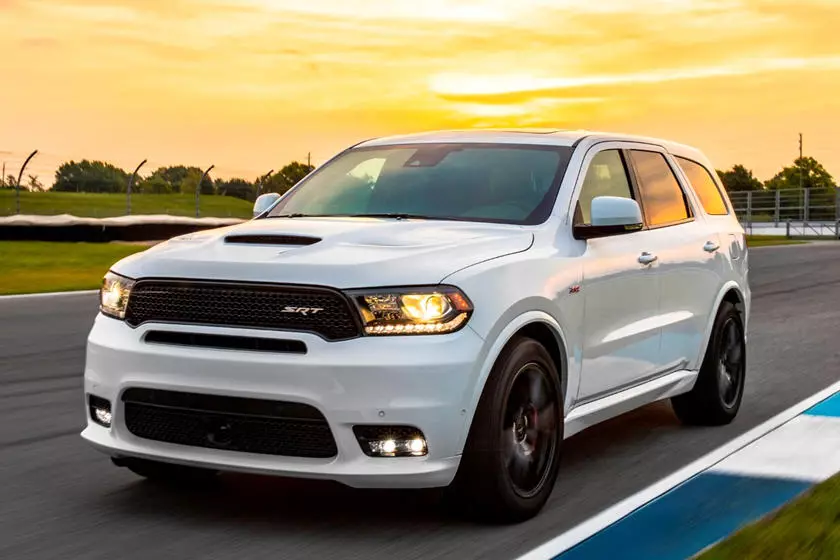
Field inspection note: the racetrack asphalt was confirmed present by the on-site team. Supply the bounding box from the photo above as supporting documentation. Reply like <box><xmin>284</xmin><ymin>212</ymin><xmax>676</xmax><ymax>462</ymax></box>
<box><xmin>2</xmin><ymin>243</ymin><xmax>840</xmax><ymax>560</ymax></box>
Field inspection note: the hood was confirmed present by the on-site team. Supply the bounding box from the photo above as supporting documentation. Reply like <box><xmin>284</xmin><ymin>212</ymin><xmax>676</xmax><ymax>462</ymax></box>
<box><xmin>112</xmin><ymin>217</ymin><xmax>534</xmax><ymax>288</ymax></box>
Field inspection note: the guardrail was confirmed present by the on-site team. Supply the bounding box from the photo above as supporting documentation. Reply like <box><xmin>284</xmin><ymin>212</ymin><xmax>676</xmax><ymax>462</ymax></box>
<box><xmin>0</xmin><ymin>215</ymin><xmax>245</xmax><ymax>242</ymax></box>
<box><xmin>729</xmin><ymin>187</ymin><xmax>840</xmax><ymax>238</ymax></box>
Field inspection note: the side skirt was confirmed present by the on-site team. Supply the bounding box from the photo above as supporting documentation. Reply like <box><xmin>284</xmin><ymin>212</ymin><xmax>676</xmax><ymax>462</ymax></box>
<box><xmin>564</xmin><ymin>370</ymin><xmax>698</xmax><ymax>439</ymax></box>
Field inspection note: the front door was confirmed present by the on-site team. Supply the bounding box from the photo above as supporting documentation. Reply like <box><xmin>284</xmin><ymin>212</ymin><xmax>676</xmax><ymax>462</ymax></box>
<box><xmin>574</xmin><ymin>146</ymin><xmax>664</xmax><ymax>402</ymax></box>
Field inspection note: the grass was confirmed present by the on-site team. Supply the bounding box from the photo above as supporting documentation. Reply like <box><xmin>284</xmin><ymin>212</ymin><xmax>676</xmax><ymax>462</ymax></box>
<box><xmin>698</xmin><ymin>472</ymin><xmax>840</xmax><ymax>559</ymax></box>
<box><xmin>0</xmin><ymin>190</ymin><xmax>252</xmax><ymax>219</ymax></box>
<box><xmin>0</xmin><ymin>241</ymin><xmax>148</xmax><ymax>295</ymax></box>
<box><xmin>746</xmin><ymin>235</ymin><xmax>808</xmax><ymax>247</ymax></box>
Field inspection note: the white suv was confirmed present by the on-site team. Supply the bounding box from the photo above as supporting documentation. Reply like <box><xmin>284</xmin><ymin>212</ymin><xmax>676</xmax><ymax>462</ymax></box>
<box><xmin>83</xmin><ymin>129</ymin><xmax>749</xmax><ymax>522</ymax></box>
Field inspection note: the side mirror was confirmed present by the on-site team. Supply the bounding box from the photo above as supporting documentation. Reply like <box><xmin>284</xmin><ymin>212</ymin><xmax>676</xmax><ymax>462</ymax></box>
<box><xmin>253</xmin><ymin>192</ymin><xmax>281</xmax><ymax>217</ymax></box>
<box><xmin>573</xmin><ymin>196</ymin><xmax>644</xmax><ymax>240</ymax></box>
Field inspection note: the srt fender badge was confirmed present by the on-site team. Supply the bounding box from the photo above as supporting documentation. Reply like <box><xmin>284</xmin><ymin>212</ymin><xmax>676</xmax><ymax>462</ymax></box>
<box><xmin>282</xmin><ymin>306</ymin><xmax>324</xmax><ymax>316</ymax></box>
<box><xmin>569</xmin><ymin>285</ymin><xmax>581</xmax><ymax>294</ymax></box>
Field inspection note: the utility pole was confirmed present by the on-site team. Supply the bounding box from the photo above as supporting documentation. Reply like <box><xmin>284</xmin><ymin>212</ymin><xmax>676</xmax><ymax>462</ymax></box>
<box><xmin>16</xmin><ymin>150</ymin><xmax>38</xmax><ymax>215</ymax></box>
<box><xmin>799</xmin><ymin>133</ymin><xmax>804</xmax><ymax>191</ymax></box>
<box><xmin>196</xmin><ymin>164</ymin><xmax>214</xmax><ymax>218</ymax></box>
<box><xmin>126</xmin><ymin>159</ymin><xmax>147</xmax><ymax>216</ymax></box>
<box><xmin>307</xmin><ymin>152</ymin><xmax>311</xmax><ymax>167</ymax></box>
<box><xmin>2</xmin><ymin>162</ymin><xmax>5</xmax><ymax>188</ymax></box>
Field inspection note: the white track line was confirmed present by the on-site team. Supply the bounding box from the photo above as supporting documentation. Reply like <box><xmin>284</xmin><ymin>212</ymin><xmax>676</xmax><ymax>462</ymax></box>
<box><xmin>710</xmin><ymin>415</ymin><xmax>840</xmax><ymax>482</ymax></box>
<box><xmin>517</xmin><ymin>378</ymin><xmax>840</xmax><ymax>560</ymax></box>
<box><xmin>0</xmin><ymin>289</ymin><xmax>98</xmax><ymax>300</ymax></box>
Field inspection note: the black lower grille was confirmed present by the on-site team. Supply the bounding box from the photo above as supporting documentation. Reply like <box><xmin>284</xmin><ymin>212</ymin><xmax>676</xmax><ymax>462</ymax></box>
<box><xmin>124</xmin><ymin>280</ymin><xmax>361</xmax><ymax>341</ymax></box>
<box><xmin>144</xmin><ymin>330</ymin><xmax>308</xmax><ymax>354</ymax></box>
<box><xmin>121</xmin><ymin>388</ymin><xmax>337</xmax><ymax>458</ymax></box>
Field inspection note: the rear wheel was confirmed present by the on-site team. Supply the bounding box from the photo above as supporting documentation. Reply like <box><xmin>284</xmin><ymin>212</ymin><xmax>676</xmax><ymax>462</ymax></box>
<box><xmin>113</xmin><ymin>457</ymin><xmax>219</xmax><ymax>485</ymax></box>
<box><xmin>672</xmin><ymin>301</ymin><xmax>746</xmax><ymax>426</ymax></box>
<box><xmin>451</xmin><ymin>337</ymin><xmax>563</xmax><ymax>523</ymax></box>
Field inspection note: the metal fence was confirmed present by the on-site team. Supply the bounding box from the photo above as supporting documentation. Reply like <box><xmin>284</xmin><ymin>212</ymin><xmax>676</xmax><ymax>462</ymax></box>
<box><xmin>728</xmin><ymin>187</ymin><xmax>840</xmax><ymax>238</ymax></box>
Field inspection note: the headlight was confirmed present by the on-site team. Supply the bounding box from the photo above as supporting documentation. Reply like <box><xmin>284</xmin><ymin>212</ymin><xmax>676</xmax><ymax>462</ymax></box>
<box><xmin>100</xmin><ymin>271</ymin><xmax>135</xmax><ymax>319</ymax></box>
<box><xmin>347</xmin><ymin>286</ymin><xmax>473</xmax><ymax>336</ymax></box>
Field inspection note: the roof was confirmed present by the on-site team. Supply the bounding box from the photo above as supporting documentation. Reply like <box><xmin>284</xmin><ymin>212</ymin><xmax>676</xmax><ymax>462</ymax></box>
<box><xmin>356</xmin><ymin>128</ymin><xmax>708</xmax><ymax>162</ymax></box>
<box><xmin>358</xmin><ymin>129</ymin><xmax>587</xmax><ymax>148</ymax></box>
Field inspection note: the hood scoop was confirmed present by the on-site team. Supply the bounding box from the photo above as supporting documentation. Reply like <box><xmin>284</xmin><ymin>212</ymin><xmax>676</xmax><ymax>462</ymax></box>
<box><xmin>224</xmin><ymin>234</ymin><xmax>321</xmax><ymax>246</ymax></box>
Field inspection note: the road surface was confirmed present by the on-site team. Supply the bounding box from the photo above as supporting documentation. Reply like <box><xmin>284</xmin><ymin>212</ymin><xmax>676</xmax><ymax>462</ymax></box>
<box><xmin>2</xmin><ymin>243</ymin><xmax>840</xmax><ymax>560</ymax></box>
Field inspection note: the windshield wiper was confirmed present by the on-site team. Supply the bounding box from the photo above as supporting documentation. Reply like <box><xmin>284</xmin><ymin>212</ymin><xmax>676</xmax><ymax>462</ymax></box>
<box><xmin>346</xmin><ymin>213</ymin><xmax>434</xmax><ymax>220</ymax></box>
<box><xmin>267</xmin><ymin>213</ymin><xmax>316</xmax><ymax>219</ymax></box>
<box><xmin>267</xmin><ymin>212</ymin><xmax>437</xmax><ymax>221</ymax></box>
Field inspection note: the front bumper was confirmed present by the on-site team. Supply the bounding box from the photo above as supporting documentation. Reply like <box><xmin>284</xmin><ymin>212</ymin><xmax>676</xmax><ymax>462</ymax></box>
<box><xmin>82</xmin><ymin>314</ymin><xmax>485</xmax><ymax>488</ymax></box>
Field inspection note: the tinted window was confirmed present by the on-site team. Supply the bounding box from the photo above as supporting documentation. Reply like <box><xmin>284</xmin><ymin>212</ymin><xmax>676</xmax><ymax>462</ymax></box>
<box><xmin>574</xmin><ymin>150</ymin><xmax>633</xmax><ymax>225</ymax></box>
<box><xmin>676</xmin><ymin>157</ymin><xmax>728</xmax><ymax>216</ymax></box>
<box><xmin>267</xmin><ymin>144</ymin><xmax>572</xmax><ymax>225</ymax></box>
<box><xmin>629</xmin><ymin>150</ymin><xmax>691</xmax><ymax>227</ymax></box>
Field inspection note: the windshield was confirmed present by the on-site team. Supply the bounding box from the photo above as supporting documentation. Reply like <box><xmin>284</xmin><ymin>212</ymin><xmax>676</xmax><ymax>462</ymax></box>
<box><xmin>266</xmin><ymin>143</ymin><xmax>573</xmax><ymax>225</ymax></box>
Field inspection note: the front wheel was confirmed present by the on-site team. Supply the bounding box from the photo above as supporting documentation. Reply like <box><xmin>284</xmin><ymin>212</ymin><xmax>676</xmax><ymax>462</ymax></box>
<box><xmin>450</xmin><ymin>337</ymin><xmax>563</xmax><ymax>523</ymax></box>
<box><xmin>672</xmin><ymin>301</ymin><xmax>746</xmax><ymax>426</ymax></box>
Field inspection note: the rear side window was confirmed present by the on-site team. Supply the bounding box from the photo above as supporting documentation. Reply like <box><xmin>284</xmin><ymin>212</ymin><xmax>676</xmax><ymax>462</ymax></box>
<box><xmin>574</xmin><ymin>150</ymin><xmax>634</xmax><ymax>225</ymax></box>
<box><xmin>629</xmin><ymin>150</ymin><xmax>691</xmax><ymax>227</ymax></box>
<box><xmin>675</xmin><ymin>157</ymin><xmax>729</xmax><ymax>216</ymax></box>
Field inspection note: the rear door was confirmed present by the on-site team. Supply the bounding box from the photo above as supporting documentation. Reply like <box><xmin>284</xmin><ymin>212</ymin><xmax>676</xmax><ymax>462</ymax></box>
<box><xmin>574</xmin><ymin>145</ymin><xmax>665</xmax><ymax>402</ymax></box>
<box><xmin>673</xmin><ymin>155</ymin><xmax>747</xmax><ymax>363</ymax></box>
<box><xmin>626</xmin><ymin>149</ymin><xmax>724</xmax><ymax>372</ymax></box>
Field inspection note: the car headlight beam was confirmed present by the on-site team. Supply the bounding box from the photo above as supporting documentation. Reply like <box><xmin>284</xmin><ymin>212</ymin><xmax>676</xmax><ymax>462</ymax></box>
<box><xmin>100</xmin><ymin>271</ymin><xmax>135</xmax><ymax>320</ymax></box>
<box><xmin>348</xmin><ymin>286</ymin><xmax>473</xmax><ymax>336</ymax></box>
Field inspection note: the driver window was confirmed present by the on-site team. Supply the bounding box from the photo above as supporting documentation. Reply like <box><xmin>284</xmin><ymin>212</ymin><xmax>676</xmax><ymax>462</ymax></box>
<box><xmin>574</xmin><ymin>150</ymin><xmax>634</xmax><ymax>225</ymax></box>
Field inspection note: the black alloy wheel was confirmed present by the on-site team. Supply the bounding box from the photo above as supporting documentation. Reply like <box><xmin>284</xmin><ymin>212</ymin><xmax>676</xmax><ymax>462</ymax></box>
<box><xmin>451</xmin><ymin>336</ymin><xmax>563</xmax><ymax>523</ymax></box>
<box><xmin>672</xmin><ymin>301</ymin><xmax>746</xmax><ymax>426</ymax></box>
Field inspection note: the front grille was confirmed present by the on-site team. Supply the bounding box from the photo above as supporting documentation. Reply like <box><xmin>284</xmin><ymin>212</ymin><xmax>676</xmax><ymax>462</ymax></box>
<box><xmin>124</xmin><ymin>280</ymin><xmax>361</xmax><ymax>340</ymax></box>
<box><xmin>144</xmin><ymin>330</ymin><xmax>308</xmax><ymax>354</ymax></box>
<box><xmin>122</xmin><ymin>388</ymin><xmax>338</xmax><ymax>459</ymax></box>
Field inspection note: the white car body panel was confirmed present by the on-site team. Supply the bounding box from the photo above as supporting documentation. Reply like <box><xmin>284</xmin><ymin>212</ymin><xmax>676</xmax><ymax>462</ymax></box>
<box><xmin>82</xmin><ymin>129</ymin><xmax>750</xmax><ymax>489</ymax></box>
<box><xmin>114</xmin><ymin>218</ymin><xmax>534</xmax><ymax>288</ymax></box>
<box><xmin>565</xmin><ymin>369</ymin><xmax>699</xmax><ymax>438</ymax></box>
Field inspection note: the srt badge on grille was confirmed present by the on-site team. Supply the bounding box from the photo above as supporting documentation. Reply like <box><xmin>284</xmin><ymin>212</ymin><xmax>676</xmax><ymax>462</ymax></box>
<box><xmin>282</xmin><ymin>306</ymin><xmax>324</xmax><ymax>316</ymax></box>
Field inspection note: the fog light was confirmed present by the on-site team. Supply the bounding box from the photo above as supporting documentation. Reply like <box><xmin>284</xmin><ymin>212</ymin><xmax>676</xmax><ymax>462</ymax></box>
<box><xmin>88</xmin><ymin>395</ymin><xmax>112</xmax><ymax>428</ymax></box>
<box><xmin>353</xmin><ymin>425</ymin><xmax>428</xmax><ymax>457</ymax></box>
<box><xmin>95</xmin><ymin>408</ymin><xmax>112</xmax><ymax>426</ymax></box>
<box><xmin>409</xmin><ymin>438</ymin><xmax>426</xmax><ymax>454</ymax></box>
<box><xmin>382</xmin><ymin>439</ymin><xmax>397</xmax><ymax>454</ymax></box>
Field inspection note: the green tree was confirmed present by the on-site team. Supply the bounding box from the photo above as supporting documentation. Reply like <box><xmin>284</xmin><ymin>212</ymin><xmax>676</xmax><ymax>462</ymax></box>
<box><xmin>180</xmin><ymin>167</ymin><xmax>215</xmax><ymax>195</ymax></box>
<box><xmin>765</xmin><ymin>157</ymin><xmax>837</xmax><ymax>191</ymax></box>
<box><xmin>216</xmin><ymin>178</ymin><xmax>255</xmax><ymax>201</ymax></box>
<box><xmin>716</xmin><ymin>165</ymin><xmax>764</xmax><ymax>192</ymax></box>
<box><xmin>263</xmin><ymin>161</ymin><xmax>315</xmax><ymax>195</ymax></box>
<box><xmin>53</xmin><ymin>160</ymin><xmax>129</xmax><ymax>193</ymax></box>
<box><xmin>137</xmin><ymin>174</ymin><xmax>173</xmax><ymax>194</ymax></box>
<box><xmin>27</xmin><ymin>174</ymin><xmax>44</xmax><ymax>192</ymax></box>
<box><xmin>141</xmin><ymin>165</ymin><xmax>214</xmax><ymax>194</ymax></box>
<box><xmin>153</xmin><ymin>165</ymin><xmax>192</xmax><ymax>187</ymax></box>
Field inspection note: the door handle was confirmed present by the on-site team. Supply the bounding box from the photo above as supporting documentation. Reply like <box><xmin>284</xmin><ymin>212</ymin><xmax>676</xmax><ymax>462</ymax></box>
<box><xmin>638</xmin><ymin>252</ymin><xmax>658</xmax><ymax>265</ymax></box>
<box><xmin>703</xmin><ymin>240</ymin><xmax>720</xmax><ymax>253</ymax></box>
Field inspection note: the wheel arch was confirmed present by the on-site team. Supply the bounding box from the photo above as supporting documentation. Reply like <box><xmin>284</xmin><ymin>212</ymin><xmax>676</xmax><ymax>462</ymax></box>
<box><xmin>514</xmin><ymin>322</ymin><xmax>568</xmax><ymax>400</ymax></box>
<box><xmin>694</xmin><ymin>282</ymin><xmax>747</xmax><ymax>371</ymax></box>
<box><xmin>721</xmin><ymin>285</ymin><xmax>745</xmax><ymax>316</ymax></box>
<box><xmin>457</xmin><ymin>311</ymin><xmax>571</xmax><ymax>454</ymax></box>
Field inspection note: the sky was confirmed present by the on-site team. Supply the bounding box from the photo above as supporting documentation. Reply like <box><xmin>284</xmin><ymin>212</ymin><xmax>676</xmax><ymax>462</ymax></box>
<box><xmin>2</xmin><ymin>0</ymin><xmax>839</xmax><ymax>185</ymax></box>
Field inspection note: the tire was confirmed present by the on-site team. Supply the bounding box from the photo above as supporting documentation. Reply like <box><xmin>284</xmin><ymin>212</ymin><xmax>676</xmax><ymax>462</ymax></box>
<box><xmin>113</xmin><ymin>457</ymin><xmax>219</xmax><ymax>486</ymax></box>
<box><xmin>450</xmin><ymin>336</ymin><xmax>563</xmax><ymax>523</ymax></box>
<box><xmin>672</xmin><ymin>301</ymin><xmax>746</xmax><ymax>426</ymax></box>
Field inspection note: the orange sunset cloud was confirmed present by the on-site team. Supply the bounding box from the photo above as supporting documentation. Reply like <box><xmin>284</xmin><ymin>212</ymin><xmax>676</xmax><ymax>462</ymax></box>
<box><xmin>1</xmin><ymin>0</ymin><xmax>839</xmax><ymax>183</ymax></box>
